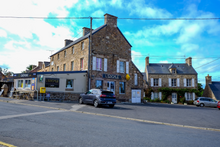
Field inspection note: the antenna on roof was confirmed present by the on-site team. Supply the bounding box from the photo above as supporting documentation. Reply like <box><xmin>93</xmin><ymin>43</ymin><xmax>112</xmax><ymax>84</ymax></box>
<box><xmin>47</xmin><ymin>50</ymin><xmax>54</xmax><ymax>55</ymax></box>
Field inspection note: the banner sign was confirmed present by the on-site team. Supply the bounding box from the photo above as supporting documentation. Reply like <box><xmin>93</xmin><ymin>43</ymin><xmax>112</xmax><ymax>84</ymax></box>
<box><xmin>13</xmin><ymin>73</ymin><xmax>37</xmax><ymax>79</ymax></box>
<box><xmin>45</xmin><ymin>78</ymin><xmax>59</xmax><ymax>88</ymax></box>
<box><xmin>103</xmin><ymin>74</ymin><xmax>121</xmax><ymax>80</ymax></box>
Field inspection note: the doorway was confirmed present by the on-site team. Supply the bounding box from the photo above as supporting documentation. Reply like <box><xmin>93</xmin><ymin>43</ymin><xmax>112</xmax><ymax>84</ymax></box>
<box><xmin>172</xmin><ymin>93</ymin><xmax>177</xmax><ymax>104</ymax></box>
<box><xmin>107</xmin><ymin>81</ymin><xmax>115</xmax><ymax>94</ymax></box>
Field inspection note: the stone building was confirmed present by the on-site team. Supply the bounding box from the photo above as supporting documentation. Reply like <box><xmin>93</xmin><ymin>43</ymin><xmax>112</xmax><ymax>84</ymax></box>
<box><xmin>31</xmin><ymin>61</ymin><xmax>50</xmax><ymax>73</ymax></box>
<box><xmin>203</xmin><ymin>74</ymin><xmax>220</xmax><ymax>101</ymax></box>
<box><xmin>145</xmin><ymin>56</ymin><xmax>198</xmax><ymax>103</ymax></box>
<box><xmin>49</xmin><ymin>13</ymin><xmax>144</xmax><ymax>103</ymax></box>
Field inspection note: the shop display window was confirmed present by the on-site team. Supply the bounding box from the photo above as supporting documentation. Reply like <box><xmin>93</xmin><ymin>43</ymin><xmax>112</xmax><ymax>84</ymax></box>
<box><xmin>18</xmin><ymin>80</ymin><xmax>23</xmax><ymax>88</ymax></box>
<box><xmin>96</xmin><ymin>80</ymin><xmax>103</xmax><ymax>89</ymax></box>
<box><xmin>119</xmin><ymin>82</ymin><xmax>125</xmax><ymax>94</ymax></box>
<box><xmin>25</xmin><ymin>80</ymin><xmax>31</xmax><ymax>88</ymax></box>
<box><xmin>66</xmin><ymin>79</ymin><xmax>73</xmax><ymax>89</ymax></box>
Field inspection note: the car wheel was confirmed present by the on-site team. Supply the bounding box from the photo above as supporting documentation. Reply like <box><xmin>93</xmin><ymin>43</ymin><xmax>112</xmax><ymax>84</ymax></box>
<box><xmin>109</xmin><ymin>104</ymin><xmax>114</xmax><ymax>108</ymax></box>
<box><xmin>200</xmin><ymin>103</ymin><xmax>205</xmax><ymax>107</ymax></box>
<box><xmin>79</xmin><ymin>97</ymin><xmax>83</xmax><ymax>104</ymax></box>
<box><xmin>94</xmin><ymin>100</ymin><xmax>99</xmax><ymax>108</ymax></box>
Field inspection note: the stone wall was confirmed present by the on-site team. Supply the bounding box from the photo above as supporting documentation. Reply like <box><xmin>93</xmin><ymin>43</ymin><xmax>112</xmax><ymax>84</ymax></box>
<box><xmin>37</xmin><ymin>92</ymin><xmax>80</xmax><ymax>102</ymax></box>
<box><xmin>203</xmin><ymin>85</ymin><xmax>217</xmax><ymax>100</ymax></box>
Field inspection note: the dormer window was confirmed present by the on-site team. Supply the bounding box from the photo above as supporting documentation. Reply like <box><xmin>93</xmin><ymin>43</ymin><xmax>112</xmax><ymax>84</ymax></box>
<box><xmin>172</xmin><ymin>69</ymin><xmax>176</xmax><ymax>74</ymax></box>
<box><xmin>169</xmin><ymin>64</ymin><xmax>176</xmax><ymax>74</ymax></box>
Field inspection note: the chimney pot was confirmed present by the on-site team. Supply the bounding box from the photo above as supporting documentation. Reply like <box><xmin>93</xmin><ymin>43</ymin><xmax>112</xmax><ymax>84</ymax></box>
<box><xmin>185</xmin><ymin>57</ymin><xmax>192</xmax><ymax>66</ymax></box>
<box><xmin>64</xmin><ymin>39</ymin><xmax>73</xmax><ymax>46</ymax></box>
<box><xmin>82</xmin><ymin>27</ymin><xmax>93</xmax><ymax>36</ymax></box>
<box><xmin>145</xmin><ymin>56</ymin><xmax>149</xmax><ymax>66</ymax></box>
<box><xmin>205</xmin><ymin>74</ymin><xmax>212</xmax><ymax>85</ymax></box>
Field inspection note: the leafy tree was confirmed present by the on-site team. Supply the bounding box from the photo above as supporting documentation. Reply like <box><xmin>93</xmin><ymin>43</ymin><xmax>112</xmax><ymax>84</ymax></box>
<box><xmin>0</xmin><ymin>67</ymin><xmax>13</xmax><ymax>77</ymax></box>
<box><xmin>197</xmin><ymin>83</ymin><xmax>204</xmax><ymax>97</ymax></box>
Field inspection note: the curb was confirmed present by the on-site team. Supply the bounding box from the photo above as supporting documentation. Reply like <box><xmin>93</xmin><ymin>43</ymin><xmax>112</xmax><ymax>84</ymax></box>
<box><xmin>1</xmin><ymin>99</ymin><xmax>220</xmax><ymax>132</ymax></box>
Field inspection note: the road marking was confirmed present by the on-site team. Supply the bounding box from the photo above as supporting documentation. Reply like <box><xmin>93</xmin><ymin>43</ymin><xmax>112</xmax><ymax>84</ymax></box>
<box><xmin>0</xmin><ymin>141</ymin><xmax>16</xmax><ymax>147</ymax></box>
<box><xmin>0</xmin><ymin>110</ymin><xmax>65</xmax><ymax>120</ymax></box>
<box><xmin>70</xmin><ymin>104</ymin><xmax>85</xmax><ymax>111</ymax></box>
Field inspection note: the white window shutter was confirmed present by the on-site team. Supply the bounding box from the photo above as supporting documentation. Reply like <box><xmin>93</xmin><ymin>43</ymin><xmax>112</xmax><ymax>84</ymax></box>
<box><xmin>184</xmin><ymin>78</ymin><xmax>186</xmax><ymax>87</ymax></box>
<box><xmin>92</xmin><ymin>56</ymin><xmax>96</xmax><ymax>70</ymax></box>
<box><xmin>159</xmin><ymin>92</ymin><xmax>162</xmax><ymax>100</ymax></box>
<box><xmin>192</xmin><ymin>78</ymin><xmax>195</xmax><ymax>87</ymax></box>
<box><xmin>185</xmin><ymin>92</ymin><xmax>187</xmax><ymax>100</ymax></box>
<box><xmin>177</xmin><ymin>78</ymin><xmax>180</xmax><ymax>87</ymax></box>
<box><xmin>151</xmin><ymin>78</ymin><xmax>153</xmax><ymax>87</ymax></box>
<box><xmin>169</xmin><ymin>78</ymin><xmax>171</xmax><ymax>87</ymax></box>
<box><xmin>151</xmin><ymin>92</ymin><xmax>154</xmax><ymax>100</ymax></box>
<box><xmin>193</xmin><ymin>92</ymin><xmax>195</xmax><ymax>100</ymax></box>
<box><xmin>117</xmin><ymin>60</ymin><xmax>119</xmax><ymax>73</ymax></box>
<box><xmin>134</xmin><ymin>73</ymin><xmax>137</xmax><ymax>85</ymax></box>
<box><xmin>126</xmin><ymin>62</ymin><xmax>129</xmax><ymax>74</ymax></box>
<box><xmin>104</xmin><ymin>58</ymin><xmax>107</xmax><ymax>72</ymax></box>
<box><xmin>159</xmin><ymin>78</ymin><xmax>162</xmax><ymax>87</ymax></box>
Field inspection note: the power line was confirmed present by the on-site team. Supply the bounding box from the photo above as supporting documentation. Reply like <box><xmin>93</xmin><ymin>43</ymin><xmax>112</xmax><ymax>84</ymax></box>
<box><xmin>0</xmin><ymin>16</ymin><xmax>220</xmax><ymax>20</ymax></box>
<box><xmin>195</xmin><ymin>58</ymin><xmax>220</xmax><ymax>69</ymax></box>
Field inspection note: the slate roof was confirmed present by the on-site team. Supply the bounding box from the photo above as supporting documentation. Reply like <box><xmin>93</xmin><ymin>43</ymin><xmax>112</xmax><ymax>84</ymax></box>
<box><xmin>169</xmin><ymin>63</ymin><xmax>176</xmax><ymax>69</ymax></box>
<box><xmin>209</xmin><ymin>82</ymin><xmax>220</xmax><ymax>100</ymax></box>
<box><xmin>44</xmin><ymin>61</ymin><xmax>50</xmax><ymax>67</ymax></box>
<box><xmin>147</xmin><ymin>63</ymin><xmax>197</xmax><ymax>75</ymax></box>
<box><xmin>50</xmin><ymin>24</ymin><xmax>132</xmax><ymax>57</ymax></box>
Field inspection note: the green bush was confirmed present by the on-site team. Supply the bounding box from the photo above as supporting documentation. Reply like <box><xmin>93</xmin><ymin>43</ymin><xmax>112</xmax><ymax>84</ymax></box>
<box><xmin>187</xmin><ymin>100</ymin><xmax>194</xmax><ymax>105</ymax></box>
<box><xmin>144</xmin><ymin>97</ymin><xmax>151</xmax><ymax>101</ymax></box>
<box><xmin>164</xmin><ymin>100</ymin><xmax>170</xmax><ymax>103</ymax></box>
<box><xmin>179</xmin><ymin>97</ymin><xmax>185</xmax><ymax>104</ymax></box>
<box><xmin>154</xmin><ymin>98</ymin><xmax>160</xmax><ymax>102</ymax></box>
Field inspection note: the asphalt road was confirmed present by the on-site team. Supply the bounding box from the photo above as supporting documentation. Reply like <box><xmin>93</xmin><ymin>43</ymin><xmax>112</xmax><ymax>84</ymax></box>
<box><xmin>0</xmin><ymin>99</ymin><xmax>220</xmax><ymax>147</ymax></box>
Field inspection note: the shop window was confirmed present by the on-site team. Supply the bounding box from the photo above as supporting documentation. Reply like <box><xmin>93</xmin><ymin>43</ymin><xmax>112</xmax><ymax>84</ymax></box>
<box><xmin>154</xmin><ymin>78</ymin><xmax>159</xmax><ymax>86</ymax></box>
<box><xmin>71</xmin><ymin>61</ymin><xmax>74</xmax><ymax>71</ymax></box>
<box><xmin>25</xmin><ymin>80</ymin><xmax>31</xmax><ymax>88</ymax></box>
<box><xmin>72</xmin><ymin>47</ymin><xmax>74</xmax><ymax>54</ymax></box>
<box><xmin>187</xmin><ymin>79</ymin><xmax>192</xmax><ymax>87</ymax></box>
<box><xmin>18</xmin><ymin>80</ymin><xmax>23</xmax><ymax>88</ymax></box>
<box><xmin>66</xmin><ymin>79</ymin><xmax>73</xmax><ymax>89</ymax></box>
<box><xmin>57</xmin><ymin>66</ymin><xmax>59</xmax><ymax>71</ymax></box>
<box><xmin>80</xmin><ymin>58</ymin><xmax>84</xmax><ymax>70</ymax></box>
<box><xmin>96</xmin><ymin>80</ymin><xmax>103</xmax><ymax>89</ymax></box>
<box><xmin>96</xmin><ymin>58</ymin><xmax>102</xmax><ymax>71</ymax></box>
<box><xmin>119</xmin><ymin>82</ymin><xmax>125</xmax><ymax>94</ymax></box>
<box><xmin>81</xmin><ymin>42</ymin><xmax>84</xmax><ymax>50</ymax></box>
<box><xmin>63</xmin><ymin>64</ymin><xmax>66</xmax><ymax>71</ymax></box>
<box><xmin>171</xmin><ymin>79</ymin><xmax>176</xmax><ymax>87</ymax></box>
<box><xmin>119</xmin><ymin>61</ymin><xmax>125</xmax><ymax>73</ymax></box>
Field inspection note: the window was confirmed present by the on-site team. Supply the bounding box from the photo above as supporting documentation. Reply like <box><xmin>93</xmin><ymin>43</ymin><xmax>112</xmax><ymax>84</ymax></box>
<box><xmin>52</xmin><ymin>68</ymin><xmax>53</xmax><ymax>71</ymax></box>
<box><xmin>18</xmin><ymin>80</ymin><xmax>23</xmax><ymax>88</ymax></box>
<box><xmin>81</xmin><ymin>42</ymin><xmax>84</xmax><ymax>50</ymax></box>
<box><xmin>186</xmin><ymin>79</ymin><xmax>192</xmax><ymax>87</ymax></box>
<box><xmin>119</xmin><ymin>82</ymin><xmax>125</xmax><ymax>94</ymax></box>
<box><xmin>171</xmin><ymin>79</ymin><xmax>176</xmax><ymax>87</ymax></box>
<box><xmin>154</xmin><ymin>78</ymin><xmax>159</xmax><ymax>86</ymax></box>
<box><xmin>71</xmin><ymin>61</ymin><xmax>74</xmax><ymax>71</ymax></box>
<box><xmin>96</xmin><ymin>58</ymin><xmax>102</xmax><ymax>70</ymax></box>
<box><xmin>154</xmin><ymin>92</ymin><xmax>159</xmax><ymax>99</ymax></box>
<box><xmin>172</xmin><ymin>69</ymin><xmax>175</xmax><ymax>73</ymax></box>
<box><xmin>96</xmin><ymin>80</ymin><xmax>103</xmax><ymax>89</ymax></box>
<box><xmin>172</xmin><ymin>93</ymin><xmax>177</xmax><ymax>98</ymax></box>
<box><xmin>187</xmin><ymin>93</ymin><xmax>192</xmax><ymax>100</ymax></box>
<box><xmin>25</xmin><ymin>80</ymin><xmax>31</xmax><ymax>88</ymax></box>
<box><xmin>57</xmin><ymin>66</ymin><xmax>59</xmax><ymax>71</ymax></box>
<box><xmin>66</xmin><ymin>79</ymin><xmax>73</xmax><ymax>89</ymax></box>
<box><xmin>119</xmin><ymin>61</ymin><xmax>125</xmax><ymax>73</ymax></box>
<box><xmin>63</xmin><ymin>64</ymin><xmax>66</xmax><ymax>71</ymax></box>
<box><xmin>72</xmin><ymin>47</ymin><xmax>74</xmax><ymax>54</ymax></box>
<box><xmin>58</xmin><ymin>54</ymin><xmax>59</xmax><ymax>60</ymax></box>
<box><xmin>80</xmin><ymin>58</ymin><xmax>84</xmax><ymax>70</ymax></box>
<box><xmin>52</xmin><ymin>57</ymin><xmax>54</xmax><ymax>61</ymax></box>
<box><xmin>64</xmin><ymin>50</ymin><xmax>66</xmax><ymax>57</ymax></box>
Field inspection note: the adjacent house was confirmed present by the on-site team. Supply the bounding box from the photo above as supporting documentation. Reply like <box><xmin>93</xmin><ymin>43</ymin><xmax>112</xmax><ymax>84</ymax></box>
<box><xmin>48</xmin><ymin>13</ymin><xmax>144</xmax><ymax>103</ymax></box>
<box><xmin>145</xmin><ymin>56</ymin><xmax>198</xmax><ymax>103</ymax></box>
<box><xmin>203</xmin><ymin>74</ymin><xmax>220</xmax><ymax>101</ymax></box>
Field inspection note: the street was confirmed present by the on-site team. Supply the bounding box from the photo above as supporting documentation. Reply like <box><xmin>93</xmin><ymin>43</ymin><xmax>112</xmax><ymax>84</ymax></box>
<box><xmin>0</xmin><ymin>98</ymin><xmax>220</xmax><ymax>147</ymax></box>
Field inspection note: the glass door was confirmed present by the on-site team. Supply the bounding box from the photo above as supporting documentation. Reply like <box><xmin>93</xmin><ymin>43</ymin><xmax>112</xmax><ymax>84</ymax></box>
<box><xmin>107</xmin><ymin>81</ymin><xmax>115</xmax><ymax>94</ymax></box>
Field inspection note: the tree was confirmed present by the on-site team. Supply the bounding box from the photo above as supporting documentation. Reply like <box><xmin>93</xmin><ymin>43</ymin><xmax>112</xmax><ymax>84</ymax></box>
<box><xmin>21</xmin><ymin>65</ymin><xmax>33</xmax><ymax>73</ymax></box>
<box><xmin>197</xmin><ymin>83</ymin><xmax>204</xmax><ymax>97</ymax></box>
<box><xmin>0</xmin><ymin>67</ymin><xmax>13</xmax><ymax>77</ymax></box>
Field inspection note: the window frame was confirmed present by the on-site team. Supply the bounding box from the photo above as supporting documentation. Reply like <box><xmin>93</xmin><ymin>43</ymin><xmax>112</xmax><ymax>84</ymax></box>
<box><xmin>57</xmin><ymin>66</ymin><xmax>59</xmax><ymax>71</ymax></box>
<box><xmin>71</xmin><ymin>61</ymin><xmax>74</xmax><ymax>71</ymax></box>
<box><xmin>24</xmin><ymin>80</ymin><xmax>31</xmax><ymax>89</ymax></box>
<box><xmin>58</xmin><ymin>54</ymin><xmax>59</xmax><ymax>60</ymax></box>
<box><xmin>66</xmin><ymin>79</ymin><xmax>73</xmax><ymax>89</ymax></box>
<box><xmin>119</xmin><ymin>82</ymin><xmax>125</xmax><ymax>94</ymax></box>
<box><xmin>72</xmin><ymin>46</ymin><xmax>74</xmax><ymax>54</ymax></box>
<box><xmin>95</xmin><ymin>80</ymin><xmax>103</xmax><ymax>89</ymax></box>
<box><xmin>171</xmin><ymin>79</ymin><xmax>177</xmax><ymax>87</ymax></box>
<box><xmin>154</xmin><ymin>92</ymin><xmax>159</xmax><ymax>99</ymax></box>
<box><xmin>18</xmin><ymin>80</ymin><xmax>23</xmax><ymax>88</ymax></box>
<box><xmin>80</xmin><ymin>58</ymin><xmax>84</xmax><ymax>70</ymax></box>
<box><xmin>64</xmin><ymin>50</ymin><xmax>66</xmax><ymax>57</ymax></box>
<box><xmin>119</xmin><ymin>61</ymin><xmax>125</xmax><ymax>73</ymax></box>
<box><xmin>63</xmin><ymin>64</ymin><xmax>66</xmax><ymax>71</ymax></box>
<box><xmin>96</xmin><ymin>58</ymin><xmax>102</xmax><ymax>71</ymax></box>
<box><xmin>81</xmin><ymin>42</ymin><xmax>84</xmax><ymax>50</ymax></box>
<box><xmin>154</xmin><ymin>78</ymin><xmax>159</xmax><ymax>87</ymax></box>
<box><xmin>186</xmin><ymin>79</ymin><xmax>192</xmax><ymax>87</ymax></box>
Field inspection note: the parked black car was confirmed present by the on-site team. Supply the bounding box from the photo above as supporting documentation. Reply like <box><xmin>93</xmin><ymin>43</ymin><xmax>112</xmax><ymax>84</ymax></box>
<box><xmin>79</xmin><ymin>89</ymin><xmax>116</xmax><ymax>108</ymax></box>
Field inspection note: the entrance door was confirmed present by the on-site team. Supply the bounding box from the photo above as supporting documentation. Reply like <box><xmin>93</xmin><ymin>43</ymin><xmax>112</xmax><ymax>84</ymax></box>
<box><xmin>107</xmin><ymin>81</ymin><xmax>115</xmax><ymax>94</ymax></box>
<box><xmin>172</xmin><ymin>93</ymin><xmax>177</xmax><ymax>104</ymax></box>
<box><xmin>132</xmin><ymin>90</ymin><xmax>141</xmax><ymax>103</ymax></box>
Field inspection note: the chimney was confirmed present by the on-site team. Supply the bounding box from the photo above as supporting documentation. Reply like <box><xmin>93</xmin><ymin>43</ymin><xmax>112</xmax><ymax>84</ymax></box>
<box><xmin>64</xmin><ymin>39</ymin><xmax>73</xmax><ymax>46</ymax></box>
<box><xmin>38</xmin><ymin>61</ymin><xmax>43</xmax><ymax>69</ymax></box>
<box><xmin>145</xmin><ymin>56</ymin><xmax>149</xmax><ymax>66</ymax></box>
<box><xmin>205</xmin><ymin>74</ymin><xmax>212</xmax><ymax>85</ymax></box>
<box><xmin>104</xmin><ymin>13</ymin><xmax>118</xmax><ymax>27</ymax></box>
<box><xmin>185</xmin><ymin>57</ymin><xmax>192</xmax><ymax>66</ymax></box>
<box><xmin>82</xmin><ymin>27</ymin><xmax>93</xmax><ymax>36</ymax></box>
<box><xmin>31</xmin><ymin>65</ymin><xmax>37</xmax><ymax>70</ymax></box>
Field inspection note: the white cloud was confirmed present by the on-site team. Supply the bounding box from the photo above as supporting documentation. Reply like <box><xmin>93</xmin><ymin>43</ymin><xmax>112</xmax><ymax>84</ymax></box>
<box><xmin>91</xmin><ymin>10</ymin><xmax>105</xmax><ymax>17</ymax></box>
<box><xmin>159</xmin><ymin>61</ymin><xmax>169</xmax><ymax>63</ymax></box>
<box><xmin>181</xmin><ymin>44</ymin><xmax>199</xmax><ymax>53</ymax></box>
<box><xmin>0</xmin><ymin>29</ymin><xmax>7</xmax><ymax>37</ymax></box>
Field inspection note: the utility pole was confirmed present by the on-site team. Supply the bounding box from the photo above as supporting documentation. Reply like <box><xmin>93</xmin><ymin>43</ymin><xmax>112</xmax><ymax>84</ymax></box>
<box><xmin>88</xmin><ymin>17</ymin><xmax>92</xmax><ymax>91</ymax></box>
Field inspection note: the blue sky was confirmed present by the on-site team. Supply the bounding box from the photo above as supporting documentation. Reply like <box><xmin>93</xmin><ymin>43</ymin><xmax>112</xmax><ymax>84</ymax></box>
<box><xmin>0</xmin><ymin>0</ymin><xmax>220</xmax><ymax>87</ymax></box>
